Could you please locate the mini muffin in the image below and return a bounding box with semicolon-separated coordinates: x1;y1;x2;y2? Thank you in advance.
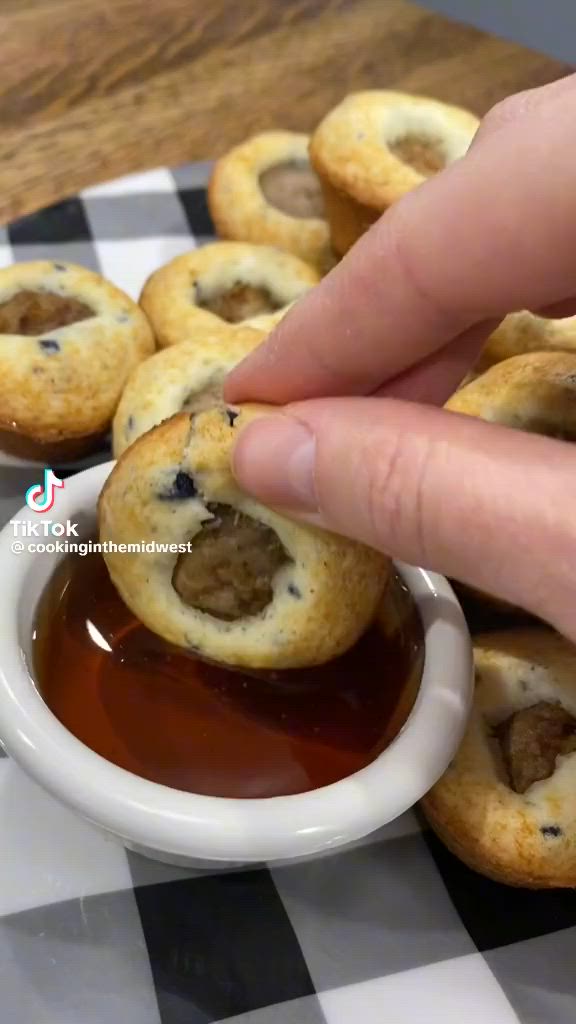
99;408;390;670
446;350;576;439
310;91;479;255
422;630;576;888
477;310;576;373
208;131;332;270
113;325;263;457
0;261;154;461
140;242;320;348
446;351;576;617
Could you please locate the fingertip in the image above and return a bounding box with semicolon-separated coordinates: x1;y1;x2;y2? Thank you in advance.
224;318;291;404
232;414;318;513
223;357;257;404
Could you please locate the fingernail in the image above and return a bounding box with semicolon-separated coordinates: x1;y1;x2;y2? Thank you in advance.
232;415;318;512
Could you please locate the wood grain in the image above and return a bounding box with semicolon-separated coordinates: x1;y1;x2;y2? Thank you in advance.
0;0;568;224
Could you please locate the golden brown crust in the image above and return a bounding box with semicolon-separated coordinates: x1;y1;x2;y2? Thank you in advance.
99;408;390;670
0;426;107;463
446;352;576;619
139;242;319;348
423;800;558;889
310;91;479;254
0;261;154;456
446;350;576;439
208;131;331;270
422;630;576;888
113;325;263;457
478;311;576;372
318;177;380;257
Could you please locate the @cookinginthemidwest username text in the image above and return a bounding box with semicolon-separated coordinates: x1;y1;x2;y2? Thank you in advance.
9;521;194;556
11;539;196;556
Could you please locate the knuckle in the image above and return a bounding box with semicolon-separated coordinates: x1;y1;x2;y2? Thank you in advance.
480;89;547;138
362;430;433;564
385;207;455;326
384;203;478;335
483;76;576;132
484;93;527;128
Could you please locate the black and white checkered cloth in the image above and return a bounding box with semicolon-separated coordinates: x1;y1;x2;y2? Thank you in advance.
0;164;575;1024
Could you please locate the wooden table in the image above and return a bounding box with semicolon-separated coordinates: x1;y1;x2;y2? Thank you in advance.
0;0;568;225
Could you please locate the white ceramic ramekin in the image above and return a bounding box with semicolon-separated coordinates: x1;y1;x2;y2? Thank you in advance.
0;462;472;866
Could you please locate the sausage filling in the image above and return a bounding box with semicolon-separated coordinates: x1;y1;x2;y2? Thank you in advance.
0;290;94;335
497;701;576;793
173;504;290;620
198;283;281;323
388;135;445;176
259;161;325;219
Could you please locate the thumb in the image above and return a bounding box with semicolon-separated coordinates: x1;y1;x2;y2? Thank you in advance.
232;398;576;641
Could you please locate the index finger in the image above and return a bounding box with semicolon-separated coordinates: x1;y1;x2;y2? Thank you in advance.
226;81;576;405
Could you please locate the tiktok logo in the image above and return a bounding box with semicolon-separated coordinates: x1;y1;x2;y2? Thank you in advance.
25;469;65;513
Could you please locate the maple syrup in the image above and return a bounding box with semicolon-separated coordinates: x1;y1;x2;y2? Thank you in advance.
32;546;424;799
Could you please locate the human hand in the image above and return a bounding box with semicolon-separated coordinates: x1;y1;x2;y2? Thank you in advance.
225;75;576;641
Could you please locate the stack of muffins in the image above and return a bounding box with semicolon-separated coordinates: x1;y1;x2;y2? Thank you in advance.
1;87;575;888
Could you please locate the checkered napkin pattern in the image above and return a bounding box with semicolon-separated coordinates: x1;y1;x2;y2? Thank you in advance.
0;165;575;1024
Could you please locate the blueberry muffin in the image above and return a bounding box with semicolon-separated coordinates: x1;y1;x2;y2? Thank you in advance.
113;325;263;457
446;351;576;617
477;311;576;373
310;91;479;255
422;630;576;887
99;408;390;670
0;261;154;461
140;242;319;349
209;131;332;270
446;351;576;439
